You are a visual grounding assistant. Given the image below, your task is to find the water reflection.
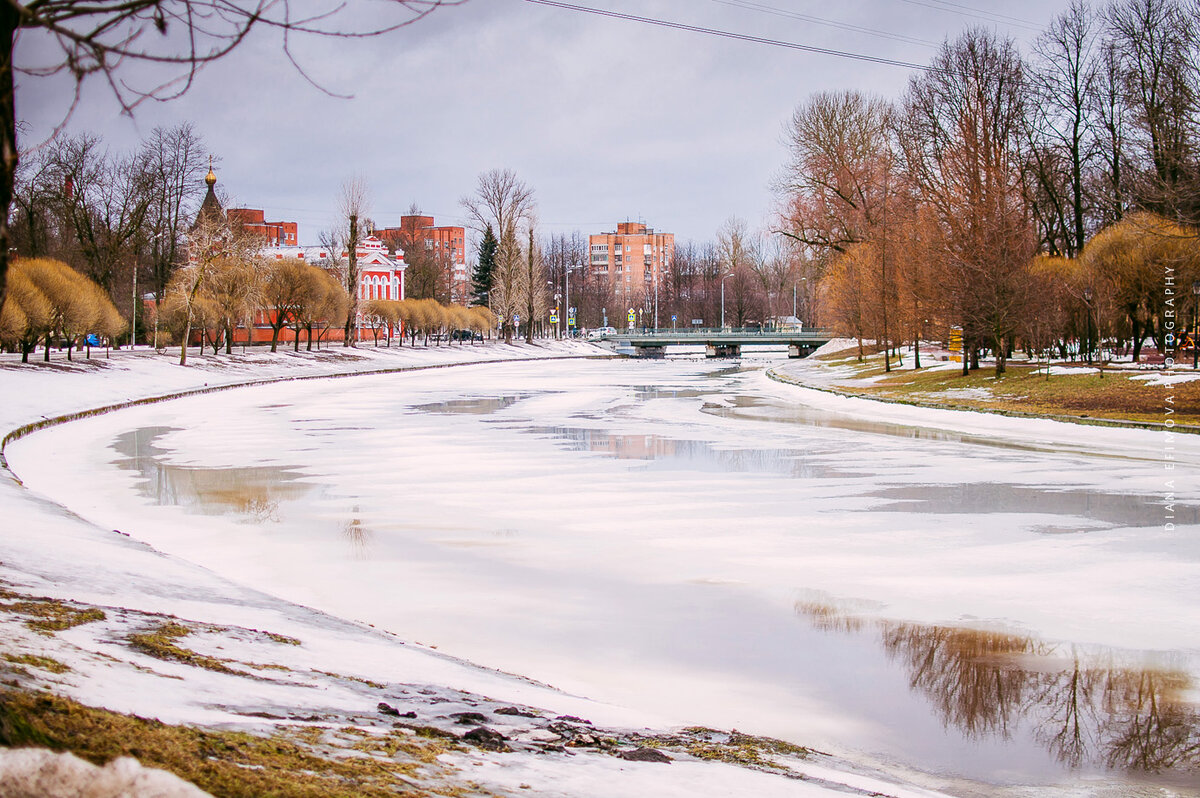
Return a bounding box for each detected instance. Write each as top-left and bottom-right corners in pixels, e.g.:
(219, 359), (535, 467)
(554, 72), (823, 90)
(869, 483), (1190, 529)
(530, 425), (1180, 531)
(342, 505), (372, 557)
(413, 395), (532, 415)
(112, 427), (312, 520)
(714, 395), (1172, 464)
(797, 603), (1200, 777)
(529, 426), (831, 477)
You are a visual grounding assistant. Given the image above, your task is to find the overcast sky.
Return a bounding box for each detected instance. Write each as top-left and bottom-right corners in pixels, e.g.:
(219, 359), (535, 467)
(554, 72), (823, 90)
(18, 0), (1076, 246)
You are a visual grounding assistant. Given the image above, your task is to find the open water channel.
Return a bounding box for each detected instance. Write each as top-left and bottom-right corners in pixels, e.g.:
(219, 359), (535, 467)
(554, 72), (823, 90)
(11, 353), (1200, 793)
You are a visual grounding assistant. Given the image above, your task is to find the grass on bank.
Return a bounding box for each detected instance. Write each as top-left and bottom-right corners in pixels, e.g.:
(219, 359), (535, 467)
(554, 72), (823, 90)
(814, 351), (1200, 427)
(0, 690), (493, 798)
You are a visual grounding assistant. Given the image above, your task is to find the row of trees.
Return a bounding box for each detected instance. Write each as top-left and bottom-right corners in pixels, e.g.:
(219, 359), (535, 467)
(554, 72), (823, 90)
(777, 0), (1200, 374)
(12, 125), (213, 345)
(0, 258), (124, 361)
(361, 299), (495, 347)
(154, 212), (493, 361)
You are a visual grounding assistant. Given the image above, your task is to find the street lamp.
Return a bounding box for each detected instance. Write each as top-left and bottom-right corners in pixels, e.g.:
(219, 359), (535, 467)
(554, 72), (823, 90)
(564, 260), (582, 338)
(1192, 280), (1199, 369)
(1083, 287), (1094, 365)
(720, 272), (734, 331)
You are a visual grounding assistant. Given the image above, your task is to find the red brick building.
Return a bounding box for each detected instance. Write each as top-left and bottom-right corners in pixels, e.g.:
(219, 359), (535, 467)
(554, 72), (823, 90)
(228, 207), (299, 247)
(375, 215), (468, 303)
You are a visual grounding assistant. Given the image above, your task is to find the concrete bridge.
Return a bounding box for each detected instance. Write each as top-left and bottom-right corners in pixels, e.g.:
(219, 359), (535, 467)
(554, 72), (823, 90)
(593, 328), (834, 358)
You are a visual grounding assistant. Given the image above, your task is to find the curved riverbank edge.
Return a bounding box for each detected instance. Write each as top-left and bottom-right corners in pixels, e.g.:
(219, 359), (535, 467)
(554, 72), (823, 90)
(0, 351), (614, 473)
(766, 366), (1200, 435)
(0, 345), (981, 798)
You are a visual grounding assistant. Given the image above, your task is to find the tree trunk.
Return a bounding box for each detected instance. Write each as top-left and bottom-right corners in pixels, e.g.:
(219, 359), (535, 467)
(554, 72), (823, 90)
(225, 323), (233, 355)
(179, 322), (190, 366)
(1130, 315), (1144, 361)
(270, 324), (281, 353)
(0, 6), (17, 314)
(343, 214), (358, 347)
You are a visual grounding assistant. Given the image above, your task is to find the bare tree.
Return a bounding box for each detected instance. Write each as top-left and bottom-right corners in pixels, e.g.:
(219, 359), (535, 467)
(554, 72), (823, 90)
(140, 123), (211, 324)
(900, 28), (1036, 376)
(776, 90), (895, 253)
(460, 169), (536, 341)
(461, 169), (536, 241)
(337, 175), (369, 346)
(0, 0), (460, 316)
(1025, 0), (1100, 258)
(1106, 0), (1199, 222)
(46, 134), (153, 295)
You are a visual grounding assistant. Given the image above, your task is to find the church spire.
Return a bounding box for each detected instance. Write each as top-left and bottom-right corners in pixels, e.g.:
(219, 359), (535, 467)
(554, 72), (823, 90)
(194, 156), (224, 230)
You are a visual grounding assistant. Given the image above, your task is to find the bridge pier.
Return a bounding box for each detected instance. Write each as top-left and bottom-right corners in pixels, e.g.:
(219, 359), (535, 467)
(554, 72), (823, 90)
(706, 343), (741, 358)
(788, 343), (818, 358)
(633, 345), (667, 359)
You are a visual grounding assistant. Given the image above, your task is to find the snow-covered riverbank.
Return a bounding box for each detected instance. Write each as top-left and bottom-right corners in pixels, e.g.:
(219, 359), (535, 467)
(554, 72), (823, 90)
(0, 343), (987, 798)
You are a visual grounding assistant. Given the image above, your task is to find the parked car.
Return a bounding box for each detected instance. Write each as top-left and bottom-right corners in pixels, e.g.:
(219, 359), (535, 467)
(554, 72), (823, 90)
(586, 327), (618, 340)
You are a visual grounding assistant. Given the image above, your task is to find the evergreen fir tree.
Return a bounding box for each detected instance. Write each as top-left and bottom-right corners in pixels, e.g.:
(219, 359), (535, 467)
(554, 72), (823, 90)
(471, 223), (498, 306)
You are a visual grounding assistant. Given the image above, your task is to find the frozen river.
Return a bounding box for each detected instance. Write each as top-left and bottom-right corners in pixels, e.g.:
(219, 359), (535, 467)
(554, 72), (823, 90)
(10, 354), (1200, 792)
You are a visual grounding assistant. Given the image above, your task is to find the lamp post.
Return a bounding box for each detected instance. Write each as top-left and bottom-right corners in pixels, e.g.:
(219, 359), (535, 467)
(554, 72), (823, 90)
(1083, 287), (1094, 365)
(720, 272), (734, 331)
(1192, 280), (1199, 369)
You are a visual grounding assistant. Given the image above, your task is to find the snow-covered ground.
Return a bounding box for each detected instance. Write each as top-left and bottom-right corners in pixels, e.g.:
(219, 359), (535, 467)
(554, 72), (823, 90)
(0, 342), (984, 798)
(1, 342), (1196, 797)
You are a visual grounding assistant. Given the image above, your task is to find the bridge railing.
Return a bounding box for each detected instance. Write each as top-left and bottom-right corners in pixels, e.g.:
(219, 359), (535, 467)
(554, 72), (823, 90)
(594, 327), (831, 339)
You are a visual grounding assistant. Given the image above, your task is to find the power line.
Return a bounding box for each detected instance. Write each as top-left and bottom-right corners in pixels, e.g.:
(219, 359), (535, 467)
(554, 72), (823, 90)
(890, 0), (1042, 32)
(709, 0), (938, 48)
(522, 0), (933, 71)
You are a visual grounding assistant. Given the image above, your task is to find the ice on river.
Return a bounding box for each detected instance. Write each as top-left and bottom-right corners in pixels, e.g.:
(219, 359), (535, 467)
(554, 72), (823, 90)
(7, 354), (1199, 789)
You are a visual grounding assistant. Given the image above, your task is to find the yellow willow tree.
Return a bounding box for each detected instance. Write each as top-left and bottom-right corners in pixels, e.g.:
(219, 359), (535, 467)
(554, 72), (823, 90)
(467, 305), (495, 342)
(360, 297), (393, 343)
(304, 267), (348, 350)
(0, 262), (52, 361)
(171, 209), (256, 365)
(261, 259), (310, 352)
(18, 257), (123, 361)
(1082, 212), (1200, 360)
(202, 253), (264, 354)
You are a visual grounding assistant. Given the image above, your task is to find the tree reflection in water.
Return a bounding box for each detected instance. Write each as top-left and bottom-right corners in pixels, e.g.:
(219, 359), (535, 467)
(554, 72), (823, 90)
(796, 602), (1200, 775)
(342, 505), (372, 557)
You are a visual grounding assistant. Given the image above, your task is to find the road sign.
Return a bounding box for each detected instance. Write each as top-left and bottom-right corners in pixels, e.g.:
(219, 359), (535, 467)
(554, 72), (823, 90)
(514, 314), (520, 325)
(671, 314), (677, 322)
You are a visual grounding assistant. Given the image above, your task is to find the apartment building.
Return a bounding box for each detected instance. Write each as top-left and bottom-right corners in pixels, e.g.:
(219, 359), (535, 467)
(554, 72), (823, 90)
(588, 221), (674, 307)
(375, 215), (469, 303)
